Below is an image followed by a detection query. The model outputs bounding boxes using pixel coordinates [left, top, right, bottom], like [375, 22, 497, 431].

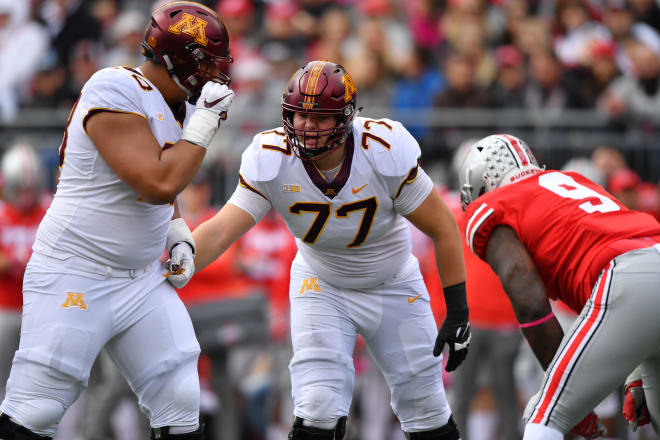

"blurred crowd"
[2, 0, 660, 439]
[3, 0, 660, 127]
[3, 0, 660, 192]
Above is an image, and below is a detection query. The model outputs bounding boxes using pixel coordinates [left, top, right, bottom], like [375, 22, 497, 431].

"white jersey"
[34, 67, 192, 268]
[228, 117, 434, 288]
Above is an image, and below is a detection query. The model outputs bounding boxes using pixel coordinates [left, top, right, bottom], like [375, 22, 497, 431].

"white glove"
[166, 242, 194, 289]
[164, 218, 196, 289]
[182, 81, 234, 148]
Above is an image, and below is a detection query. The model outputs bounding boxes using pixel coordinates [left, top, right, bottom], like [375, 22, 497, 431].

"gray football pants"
[524, 245, 660, 434]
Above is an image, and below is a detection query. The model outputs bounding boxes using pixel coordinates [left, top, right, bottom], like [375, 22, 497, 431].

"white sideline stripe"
[468, 208, 494, 254]
[465, 203, 488, 243]
[530, 263, 613, 425]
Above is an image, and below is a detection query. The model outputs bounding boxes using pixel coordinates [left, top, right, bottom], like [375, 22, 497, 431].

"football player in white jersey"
[0, 2, 235, 439]
[189, 60, 471, 439]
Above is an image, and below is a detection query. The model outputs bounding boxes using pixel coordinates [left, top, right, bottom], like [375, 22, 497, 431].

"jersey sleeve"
[79, 68, 146, 121]
[228, 130, 285, 221]
[226, 184, 271, 223]
[363, 118, 427, 201]
[462, 200, 505, 260]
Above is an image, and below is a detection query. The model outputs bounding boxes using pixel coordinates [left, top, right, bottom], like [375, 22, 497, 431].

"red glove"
[570, 411, 606, 439]
[623, 378, 650, 431]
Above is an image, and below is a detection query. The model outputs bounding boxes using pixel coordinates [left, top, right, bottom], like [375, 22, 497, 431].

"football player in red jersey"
[0, 144, 47, 403]
[459, 134, 660, 439]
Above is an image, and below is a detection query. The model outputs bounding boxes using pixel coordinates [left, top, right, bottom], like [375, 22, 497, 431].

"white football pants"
[288, 254, 452, 433]
[0, 252, 201, 436]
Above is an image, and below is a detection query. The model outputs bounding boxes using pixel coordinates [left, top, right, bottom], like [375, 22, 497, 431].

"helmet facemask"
[157, 42, 232, 103]
[282, 106, 355, 161]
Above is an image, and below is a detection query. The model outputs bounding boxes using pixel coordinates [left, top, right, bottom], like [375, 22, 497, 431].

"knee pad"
[139, 361, 200, 426]
[0, 396, 65, 437]
[288, 416, 347, 440]
[405, 416, 460, 440]
[0, 413, 52, 440]
[150, 425, 204, 439]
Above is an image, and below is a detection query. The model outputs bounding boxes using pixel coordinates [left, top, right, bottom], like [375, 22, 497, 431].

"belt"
[31, 252, 154, 279]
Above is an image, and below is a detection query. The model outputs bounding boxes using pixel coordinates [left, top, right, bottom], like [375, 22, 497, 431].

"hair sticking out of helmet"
[281, 60, 358, 161]
[1, 143, 45, 213]
[459, 134, 542, 210]
[141, 1, 233, 104]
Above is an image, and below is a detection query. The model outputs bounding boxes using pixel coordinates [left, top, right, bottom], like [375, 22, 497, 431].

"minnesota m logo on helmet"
[168, 12, 208, 46]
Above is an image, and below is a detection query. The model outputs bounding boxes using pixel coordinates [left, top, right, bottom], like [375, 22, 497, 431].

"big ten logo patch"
[62, 292, 88, 310]
[299, 277, 321, 294]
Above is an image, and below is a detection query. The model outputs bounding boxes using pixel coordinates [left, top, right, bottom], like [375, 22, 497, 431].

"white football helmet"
[1, 143, 45, 212]
[459, 134, 542, 210]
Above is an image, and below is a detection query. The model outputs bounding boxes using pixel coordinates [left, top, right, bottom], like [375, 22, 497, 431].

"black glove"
[434, 282, 471, 372]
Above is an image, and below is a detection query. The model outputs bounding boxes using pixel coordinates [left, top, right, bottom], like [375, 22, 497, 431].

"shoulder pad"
[84, 67, 151, 92]
[354, 117, 421, 178]
[239, 128, 289, 183]
[81, 67, 150, 117]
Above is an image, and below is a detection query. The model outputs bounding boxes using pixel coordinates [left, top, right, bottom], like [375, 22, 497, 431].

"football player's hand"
[623, 368, 650, 432]
[183, 82, 235, 148]
[570, 412, 606, 439]
[434, 319, 471, 372]
[196, 81, 234, 121]
[164, 242, 194, 289]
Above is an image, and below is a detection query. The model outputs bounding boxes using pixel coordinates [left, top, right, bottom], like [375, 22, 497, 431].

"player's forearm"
[192, 204, 256, 272]
[522, 319, 564, 370]
[141, 141, 206, 203]
[192, 220, 229, 273]
[434, 236, 466, 287]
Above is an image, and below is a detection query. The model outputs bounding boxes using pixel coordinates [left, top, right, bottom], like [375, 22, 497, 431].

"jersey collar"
[302, 135, 354, 199]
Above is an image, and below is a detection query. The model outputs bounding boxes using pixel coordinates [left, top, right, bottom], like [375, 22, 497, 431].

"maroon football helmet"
[282, 61, 358, 160]
[142, 1, 232, 103]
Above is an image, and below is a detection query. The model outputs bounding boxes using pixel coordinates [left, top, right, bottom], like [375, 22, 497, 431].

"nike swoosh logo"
[352, 184, 368, 195]
[204, 93, 232, 108]
[408, 294, 421, 303]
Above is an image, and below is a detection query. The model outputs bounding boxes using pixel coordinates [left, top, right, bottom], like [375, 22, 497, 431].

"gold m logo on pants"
[299, 277, 321, 294]
[62, 292, 88, 310]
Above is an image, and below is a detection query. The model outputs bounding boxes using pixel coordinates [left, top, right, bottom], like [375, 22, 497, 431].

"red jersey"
[463, 170, 660, 313]
[423, 188, 517, 328]
[0, 202, 47, 310]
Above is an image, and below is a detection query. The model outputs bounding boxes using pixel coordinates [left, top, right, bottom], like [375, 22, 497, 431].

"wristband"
[443, 281, 468, 320]
[166, 218, 196, 255]
[519, 311, 554, 328]
[181, 109, 221, 149]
